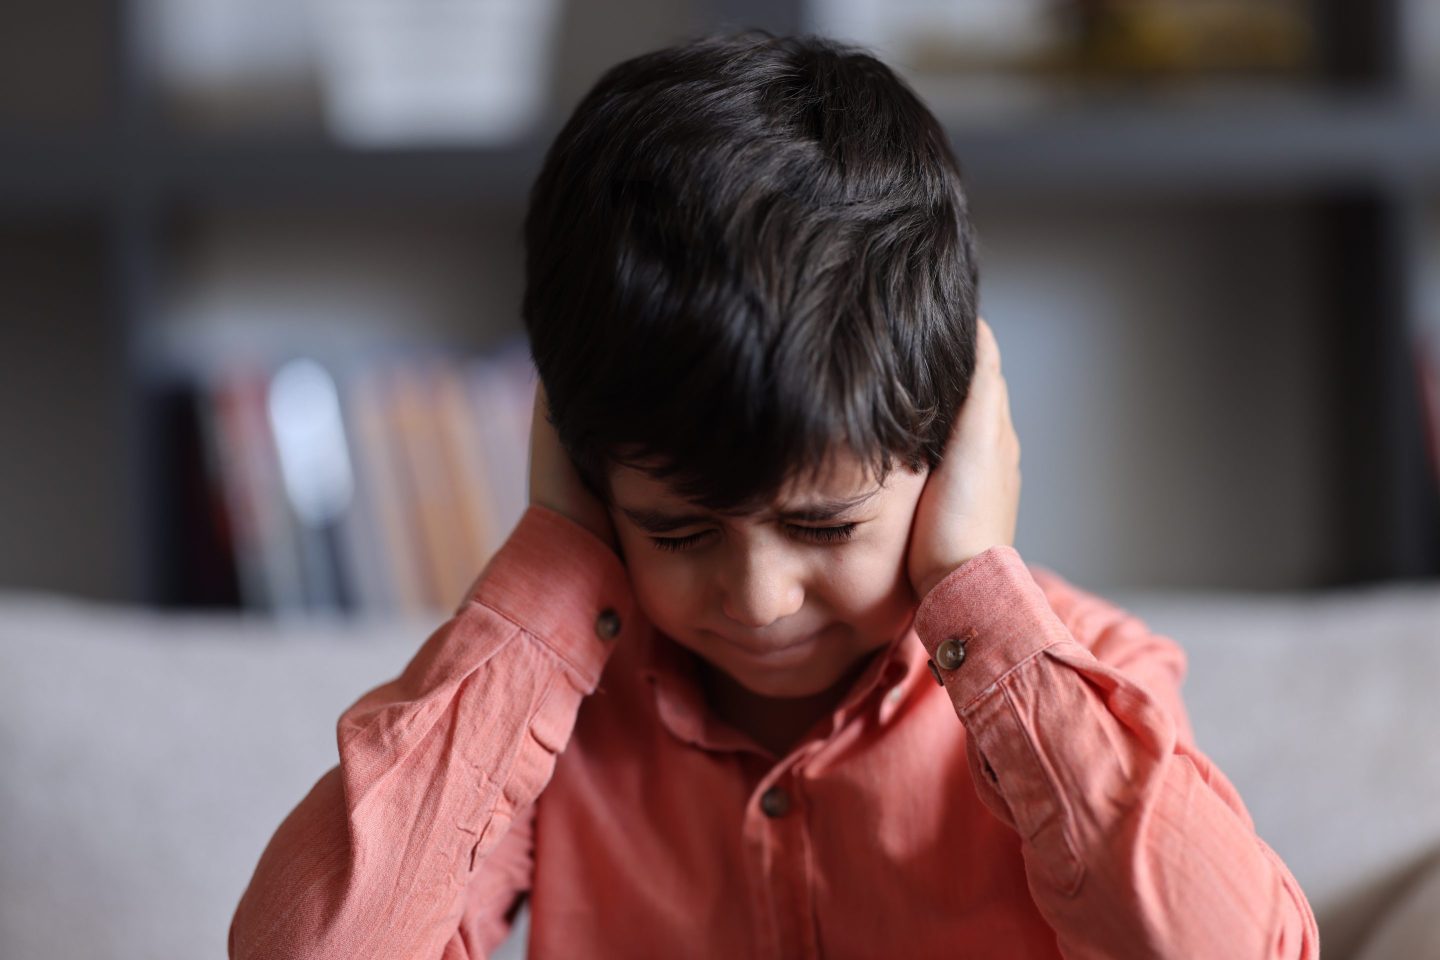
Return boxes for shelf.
[166,95,1440,203]
[8,92,1440,215]
[2,0,1437,597]
[947,92,1440,195]
[155,131,554,208]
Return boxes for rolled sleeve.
[466,504,637,692]
[913,545,1068,710]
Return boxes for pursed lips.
[708,628,822,657]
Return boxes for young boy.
[230,31,1319,959]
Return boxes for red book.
[205,367,307,614]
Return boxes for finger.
[975,317,1000,373]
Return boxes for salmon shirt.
[229,504,1320,959]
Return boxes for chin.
[729,665,841,699]
[682,624,894,700]
[699,642,858,699]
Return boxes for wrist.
[530,498,619,555]
[914,543,1020,597]
[913,564,962,600]
[912,549,989,599]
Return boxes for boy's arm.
[452,800,536,956]
[914,545,1320,960]
[228,505,634,960]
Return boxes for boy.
[230,31,1319,959]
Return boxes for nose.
[718,543,804,630]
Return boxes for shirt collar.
[637,616,921,758]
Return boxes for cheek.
[813,521,915,616]
[822,544,909,609]
[617,536,702,625]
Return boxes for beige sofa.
[1,577,1437,959]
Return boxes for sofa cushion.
[0,591,436,959]
[1352,851,1440,960]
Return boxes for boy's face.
[606,450,927,699]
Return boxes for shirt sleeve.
[912,545,1321,960]
[449,801,536,958]
[229,505,636,960]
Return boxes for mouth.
[709,628,824,659]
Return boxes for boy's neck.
[695,650,882,757]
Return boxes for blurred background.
[4,4,1440,960]
[3,0,1440,614]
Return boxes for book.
[266,357,355,614]
[204,368,308,615]
[388,359,473,613]
[345,364,431,616]
[431,358,497,597]
[202,342,544,616]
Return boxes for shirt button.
[760,785,791,818]
[595,608,622,640]
[935,637,967,671]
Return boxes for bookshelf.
[2,0,1438,609]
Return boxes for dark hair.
[522,29,978,513]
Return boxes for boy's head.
[523,31,979,698]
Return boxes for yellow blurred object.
[1078,0,1317,76]
[903,0,1317,81]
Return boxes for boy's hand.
[527,382,620,554]
[907,317,1022,599]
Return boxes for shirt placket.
[742,752,821,960]
[643,629,918,958]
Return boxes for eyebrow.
[619,487,882,534]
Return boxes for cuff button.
[935,637,967,670]
[595,608,622,640]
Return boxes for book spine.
[431,358,496,599]
[389,360,469,614]
[347,365,430,616]
[218,369,308,614]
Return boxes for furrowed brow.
[621,487,881,533]
[779,490,880,522]
[620,509,715,534]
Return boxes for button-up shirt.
[229,504,1320,959]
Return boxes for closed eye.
[649,523,859,553]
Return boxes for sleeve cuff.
[913,545,1071,711]
[463,504,637,691]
